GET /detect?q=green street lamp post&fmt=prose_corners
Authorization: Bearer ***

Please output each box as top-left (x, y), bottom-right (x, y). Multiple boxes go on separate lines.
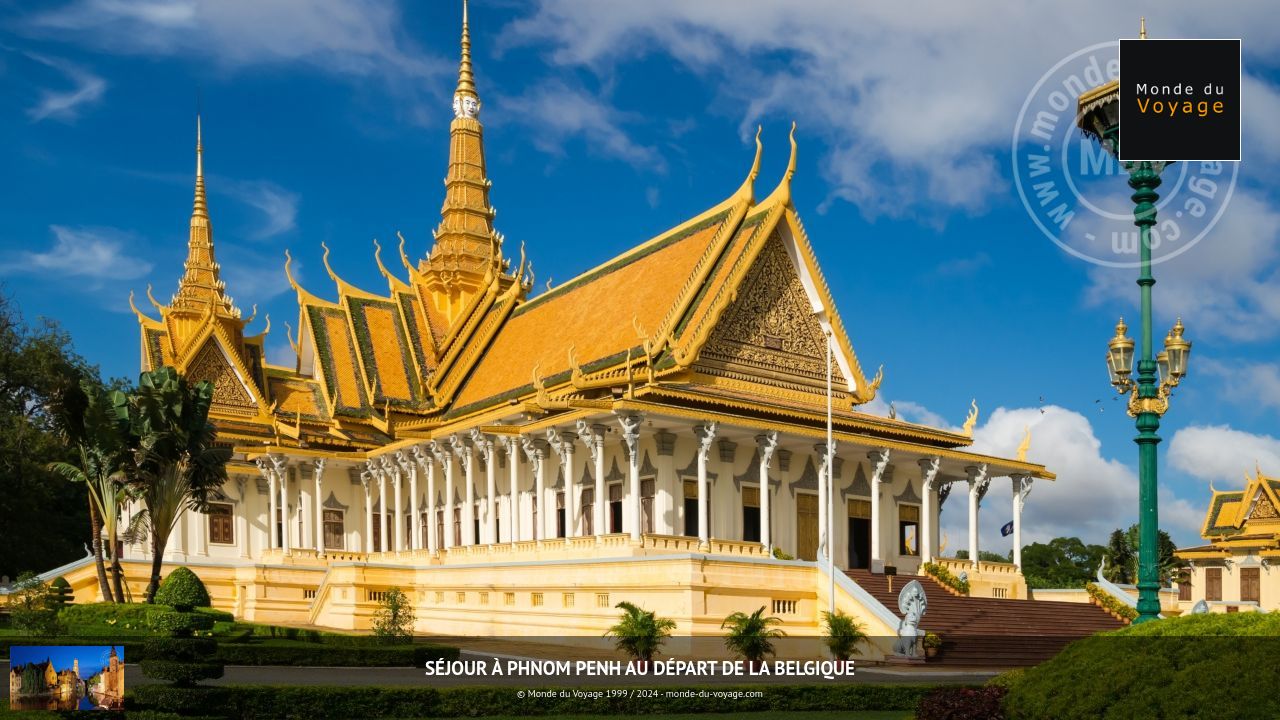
top-left (1078, 71), bottom-right (1192, 624)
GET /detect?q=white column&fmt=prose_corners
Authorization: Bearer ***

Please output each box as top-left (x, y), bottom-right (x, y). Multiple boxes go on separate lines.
top-left (575, 421), bottom-right (606, 539)
top-left (426, 443), bottom-right (445, 553)
top-left (918, 457), bottom-right (940, 565)
top-left (694, 423), bottom-right (716, 547)
top-left (361, 470), bottom-right (373, 553)
top-left (522, 437), bottom-right (547, 540)
top-left (236, 478), bottom-right (250, 559)
top-left (387, 456), bottom-right (404, 553)
top-left (502, 437), bottom-right (520, 544)
top-left (442, 448), bottom-right (455, 549)
top-left (1012, 474), bottom-right (1033, 570)
top-left (473, 431), bottom-right (496, 544)
top-left (314, 458), bottom-right (326, 557)
top-left (259, 459), bottom-right (277, 550)
top-left (196, 509), bottom-right (209, 556)
top-left (273, 455), bottom-right (290, 554)
top-left (451, 435), bottom-right (475, 546)
top-left (375, 461), bottom-right (388, 553)
top-left (756, 432), bottom-right (778, 552)
top-left (817, 444), bottom-right (829, 562)
top-left (619, 414), bottom-right (643, 542)
top-left (550, 429), bottom-right (577, 538)
top-left (868, 449), bottom-right (890, 572)
top-left (408, 449), bottom-right (421, 551)
top-left (966, 464), bottom-right (990, 567)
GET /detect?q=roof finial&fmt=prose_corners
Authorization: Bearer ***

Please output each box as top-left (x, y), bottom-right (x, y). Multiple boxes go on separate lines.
top-left (1140, 17), bottom-right (1147, 39)
top-left (192, 113), bottom-right (207, 218)
top-left (453, 0), bottom-right (480, 118)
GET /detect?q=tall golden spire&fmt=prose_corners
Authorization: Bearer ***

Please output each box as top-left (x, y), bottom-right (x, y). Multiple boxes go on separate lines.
top-left (1140, 17), bottom-right (1147, 39)
top-left (455, 0), bottom-right (478, 102)
top-left (422, 0), bottom-right (506, 324)
top-left (172, 114), bottom-right (237, 317)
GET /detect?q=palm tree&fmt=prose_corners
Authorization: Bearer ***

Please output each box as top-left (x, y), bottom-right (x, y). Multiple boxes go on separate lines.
top-left (111, 367), bottom-right (230, 602)
top-left (50, 379), bottom-right (131, 602)
top-left (722, 606), bottom-right (785, 664)
top-left (821, 610), bottom-right (869, 661)
top-left (605, 602), bottom-right (677, 663)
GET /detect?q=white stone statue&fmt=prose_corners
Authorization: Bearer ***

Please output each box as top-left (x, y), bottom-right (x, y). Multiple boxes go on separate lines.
top-left (1190, 599), bottom-right (1209, 614)
top-left (894, 579), bottom-right (927, 657)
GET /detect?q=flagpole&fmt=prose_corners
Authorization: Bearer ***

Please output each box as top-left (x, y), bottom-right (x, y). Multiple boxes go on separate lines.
top-left (826, 329), bottom-right (835, 617)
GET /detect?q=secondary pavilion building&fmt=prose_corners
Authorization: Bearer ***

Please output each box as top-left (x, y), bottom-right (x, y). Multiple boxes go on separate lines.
top-left (67, 4), bottom-right (1056, 653)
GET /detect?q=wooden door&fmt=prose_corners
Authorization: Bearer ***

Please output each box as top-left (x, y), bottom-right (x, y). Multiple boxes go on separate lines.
top-left (796, 493), bottom-right (819, 561)
top-left (1241, 567), bottom-right (1260, 603)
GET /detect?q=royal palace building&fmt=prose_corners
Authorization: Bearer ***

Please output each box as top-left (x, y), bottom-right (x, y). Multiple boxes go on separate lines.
top-left (52, 4), bottom-right (1069, 658)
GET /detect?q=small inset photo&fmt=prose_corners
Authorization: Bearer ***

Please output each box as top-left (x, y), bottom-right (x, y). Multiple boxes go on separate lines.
top-left (8, 645), bottom-right (125, 711)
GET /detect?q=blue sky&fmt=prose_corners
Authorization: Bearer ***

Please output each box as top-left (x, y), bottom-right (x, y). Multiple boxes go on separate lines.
top-left (2, 0), bottom-right (1279, 551)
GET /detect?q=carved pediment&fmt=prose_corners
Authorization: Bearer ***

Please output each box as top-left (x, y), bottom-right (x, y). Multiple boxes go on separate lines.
top-left (186, 339), bottom-right (256, 409)
top-left (697, 232), bottom-right (846, 389)
top-left (1250, 492), bottom-right (1279, 522)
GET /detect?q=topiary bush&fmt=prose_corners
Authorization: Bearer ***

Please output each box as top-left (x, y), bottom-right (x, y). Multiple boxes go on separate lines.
top-left (49, 576), bottom-right (74, 609)
top-left (1002, 612), bottom-right (1280, 719)
top-left (140, 602), bottom-right (224, 687)
top-left (153, 567), bottom-right (211, 611)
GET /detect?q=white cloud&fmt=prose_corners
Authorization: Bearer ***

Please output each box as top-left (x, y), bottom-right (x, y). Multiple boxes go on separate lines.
top-left (1168, 425), bottom-right (1280, 488)
top-left (1082, 188), bottom-right (1280, 342)
top-left (506, 0), bottom-right (1280, 217)
top-left (218, 247), bottom-right (296, 302)
top-left (0, 225), bottom-right (151, 281)
top-left (216, 178), bottom-right (299, 239)
top-left (22, 0), bottom-right (447, 115)
top-left (23, 52), bottom-right (106, 122)
top-left (497, 80), bottom-right (666, 172)
top-left (1199, 357), bottom-right (1280, 416)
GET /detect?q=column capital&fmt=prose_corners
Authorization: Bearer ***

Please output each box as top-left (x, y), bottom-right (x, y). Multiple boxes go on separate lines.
top-left (867, 448), bottom-right (890, 473)
top-left (918, 456), bottom-right (941, 490)
top-left (268, 453), bottom-right (289, 476)
top-left (313, 456), bottom-right (328, 474)
top-left (521, 436), bottom-right (548, 468)
top-left (617, 413), bottom-right (643, 455)
top-left (427, 440), bottom-right (451, 467)
top-left (359, 469), bottom-right (372, 495)
top-left (693, 422), bottom-right (717, 459)
top-left (966, 463), bottom-right (991, 501)
top-left (450, 433), bottom-right (473, 459)
top-left (1013, 474), bottom-right (1034, 504)
top-left (410, 443), bottom-right (431, 468)
top-left (547, 428), bottom-right (577, 458)
top-left (755, 431), bottom-right (778, 466)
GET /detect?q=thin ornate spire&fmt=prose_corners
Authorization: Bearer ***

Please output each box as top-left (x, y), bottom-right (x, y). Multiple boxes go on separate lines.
top-left (193, 114), bottom-right (208, 218)
top-left (1140, 17), bottom-right (1147, 39)
top-left (456, 0), bottom-right (478, 103)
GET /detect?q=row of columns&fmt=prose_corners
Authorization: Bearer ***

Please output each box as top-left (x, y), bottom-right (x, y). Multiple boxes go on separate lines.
top-left (250, 422), bottom-right (1034, 569)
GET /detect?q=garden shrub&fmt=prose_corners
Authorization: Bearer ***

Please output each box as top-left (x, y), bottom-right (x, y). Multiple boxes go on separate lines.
top-left (1083, 582), bottom-right (1138, 622)
top-left (60, 601), bottom-right (159, 627)
top-left (917, 686), bottom-right (1007, 720)
top-left (372, 586), bottom-right (416, 643)
top-left (140, 602), bottom-right (224, 687)
top-left (1002, 612), bottom-right (1280, 719)
top-left (9, 573), bottom-right (60, 637)
top-left (149, 609), bottom-right (216, 635)
top-left (153, 567), bottom-right (211, 611)
top-left (922, 562), bottom-right (970, 595)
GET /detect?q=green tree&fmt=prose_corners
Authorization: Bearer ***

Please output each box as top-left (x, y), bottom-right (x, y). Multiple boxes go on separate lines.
top-left (153, 567), bottom-right (211, 611)
top-left (10, 572), bottom-right (60, 636)
top-left (1124, 524), bottom-right (1179, 586)
top-left (721, 606), bottom-right (785, 664)
top-left (371, 586), bottom-right (415, 643)
top-left (1019, 536), bottom-right (1107, 589)
top-left (0, 293), bottom-right (104, 580)
top-left (50, 378), bottom-right (135, 603)
top-left (954, 549), bottom-right (1013, 563)
top-left (821, 610), bottom-right (868, 661)
top-left (1103, 529), bottom-right (1135, 584)
top-left (605, 601), bottom-right (677, 663)
top-left (112, 367), bottom-right (231, 602)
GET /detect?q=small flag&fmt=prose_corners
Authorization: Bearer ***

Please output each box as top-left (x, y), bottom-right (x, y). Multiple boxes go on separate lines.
top-left (1000, 521), bottom-right (1014, 537)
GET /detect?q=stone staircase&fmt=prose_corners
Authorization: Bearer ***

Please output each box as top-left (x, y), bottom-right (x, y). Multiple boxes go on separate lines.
top-left (845, 568), bottom-right (1125, 667)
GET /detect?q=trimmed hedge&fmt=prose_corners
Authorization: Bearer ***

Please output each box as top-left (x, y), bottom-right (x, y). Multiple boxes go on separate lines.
top-left (130, 683), bottom-right (950, 718)
top-left (150, 610), bottom-right (216, 635)
top-left (1083, 583), bottom-right (1137, 622)
top-left (922, 562), bottom-right (969, 595)
top-left (153, 567), bottom-right (212, 611)
top-left (1002, 612), bottom-right (1280, 719)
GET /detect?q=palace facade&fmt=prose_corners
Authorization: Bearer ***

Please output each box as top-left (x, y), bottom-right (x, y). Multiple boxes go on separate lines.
top-left (51, 4), bottom-right (1063, 658)
top-left (1176, 466), bottom-right (1280, 612)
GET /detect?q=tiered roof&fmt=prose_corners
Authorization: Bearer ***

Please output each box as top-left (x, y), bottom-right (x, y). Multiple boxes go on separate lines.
top-left (128, 3), bottom-right (1050, 478)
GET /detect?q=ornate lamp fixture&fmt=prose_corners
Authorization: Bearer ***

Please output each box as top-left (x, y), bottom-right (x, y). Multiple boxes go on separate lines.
top-left (1106, 317), bottom-right (1192, 416)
